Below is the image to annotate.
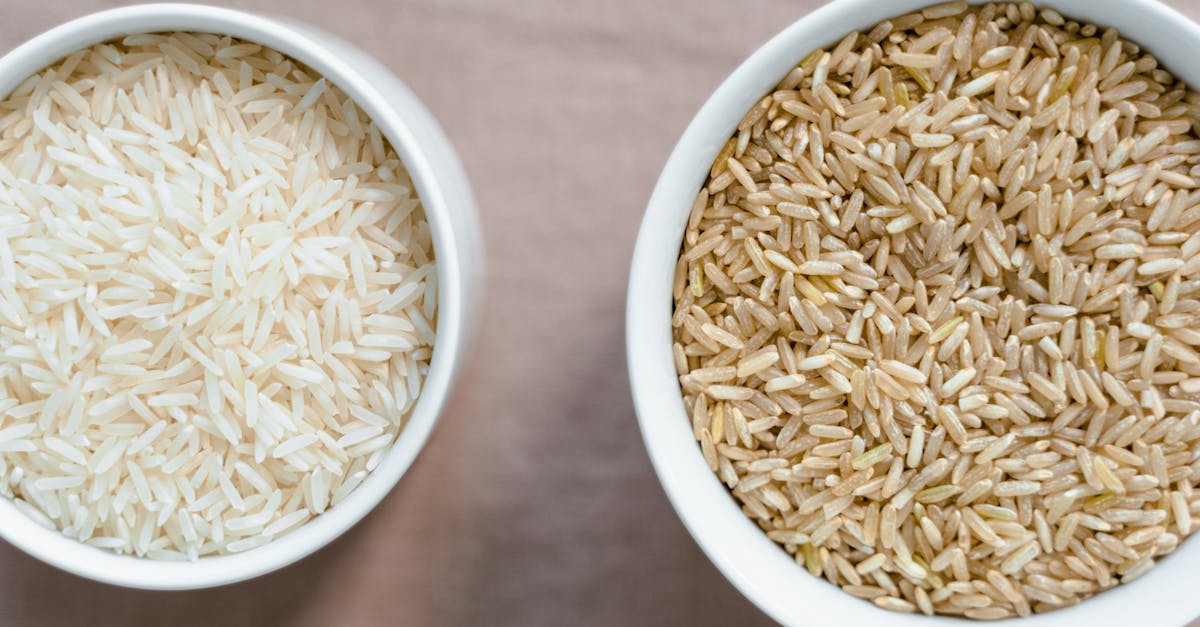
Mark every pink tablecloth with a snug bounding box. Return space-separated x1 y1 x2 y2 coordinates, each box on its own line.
0 0 1196 625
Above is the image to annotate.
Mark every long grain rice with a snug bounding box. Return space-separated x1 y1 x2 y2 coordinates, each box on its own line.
0 33 436 559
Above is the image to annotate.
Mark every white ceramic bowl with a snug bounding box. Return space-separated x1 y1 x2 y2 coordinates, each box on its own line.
627 0 1200 625
0 3 482 589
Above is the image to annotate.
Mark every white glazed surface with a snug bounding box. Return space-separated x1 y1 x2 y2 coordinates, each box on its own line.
627 0 1200 625
0 3 482 590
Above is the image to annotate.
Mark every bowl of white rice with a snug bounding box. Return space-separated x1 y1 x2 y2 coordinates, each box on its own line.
628 0 1200 624
0 3 481 588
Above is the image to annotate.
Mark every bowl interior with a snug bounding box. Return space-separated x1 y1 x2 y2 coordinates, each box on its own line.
0 3 476 589
626 0 1200 624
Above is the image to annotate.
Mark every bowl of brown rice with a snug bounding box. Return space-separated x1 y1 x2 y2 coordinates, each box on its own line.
0 3 481 588
628 0 1200 623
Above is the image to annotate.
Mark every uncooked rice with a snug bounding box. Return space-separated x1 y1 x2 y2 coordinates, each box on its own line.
673 1 1200 618
0 33 435 558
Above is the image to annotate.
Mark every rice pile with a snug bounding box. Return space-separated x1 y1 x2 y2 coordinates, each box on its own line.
673 1 1200 617
0 33 435 558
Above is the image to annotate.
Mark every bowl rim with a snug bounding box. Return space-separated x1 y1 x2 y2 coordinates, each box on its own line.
626 0 1200 624
0 2 478 589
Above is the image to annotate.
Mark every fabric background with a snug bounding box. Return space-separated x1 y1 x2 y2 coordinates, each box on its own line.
0 1 1197 625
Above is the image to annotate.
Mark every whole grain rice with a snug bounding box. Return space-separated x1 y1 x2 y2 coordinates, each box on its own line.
673 1 1200 618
